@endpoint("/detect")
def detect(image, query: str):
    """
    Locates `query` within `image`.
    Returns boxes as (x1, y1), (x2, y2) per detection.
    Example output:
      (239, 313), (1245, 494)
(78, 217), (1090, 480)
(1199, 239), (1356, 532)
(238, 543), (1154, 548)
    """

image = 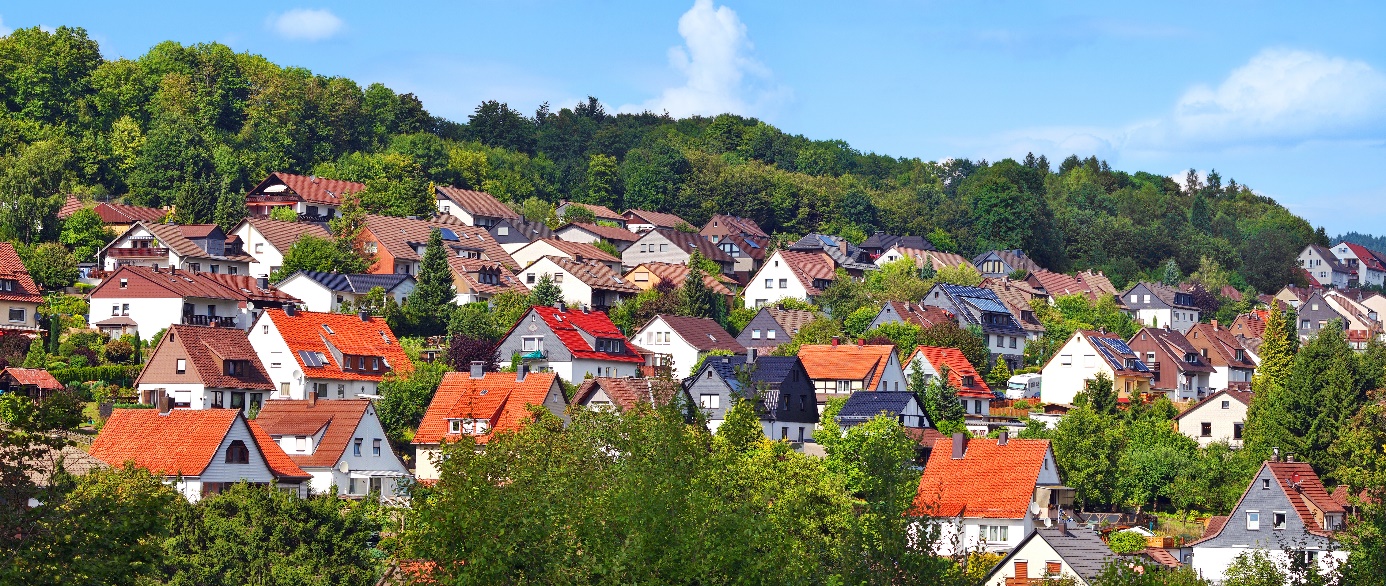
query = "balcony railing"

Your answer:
(246, 194), (301, 204)
(639, 365), (672, 379)
(183, 315), (238, 327)
(107, 247), (169, 258)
